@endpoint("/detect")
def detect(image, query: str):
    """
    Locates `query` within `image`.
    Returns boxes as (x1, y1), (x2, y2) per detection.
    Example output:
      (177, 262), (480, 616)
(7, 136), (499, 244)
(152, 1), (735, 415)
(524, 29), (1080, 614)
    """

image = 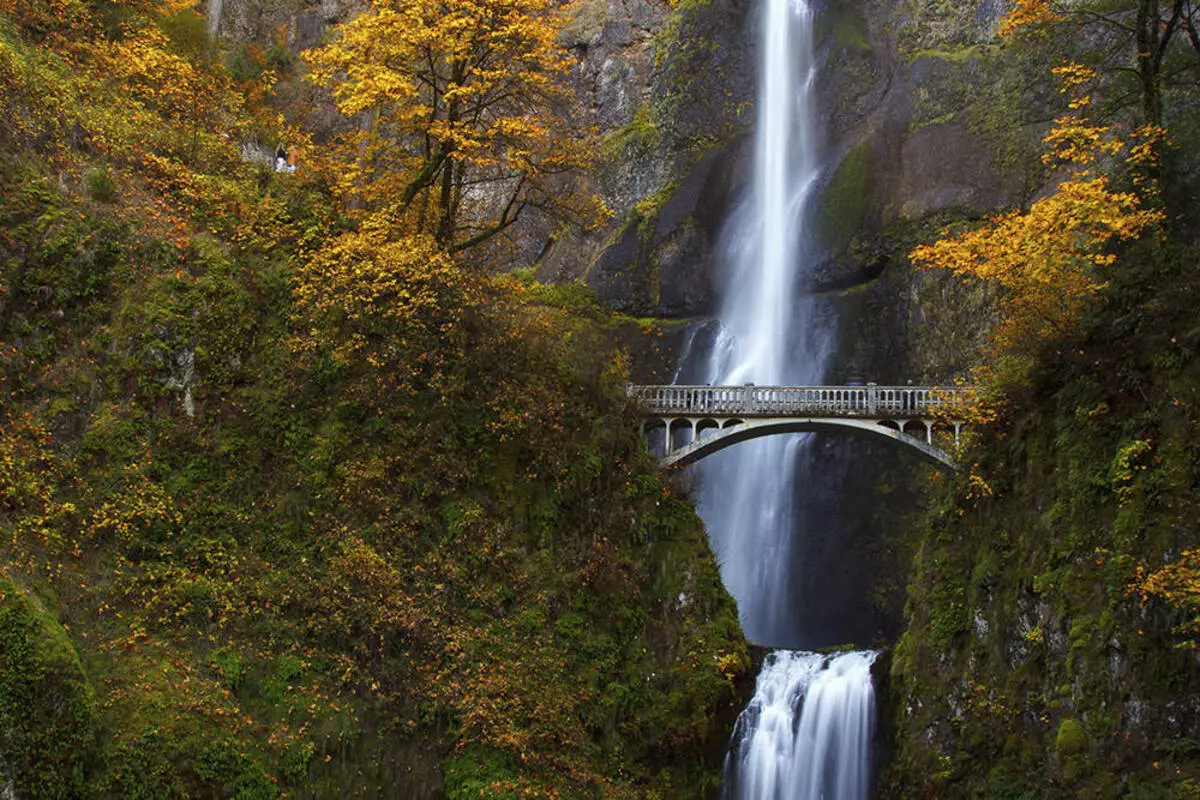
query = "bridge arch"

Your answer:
(652, 417), (957, 471)
(629, 384), (965, 472)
